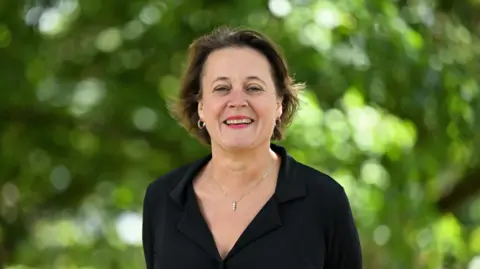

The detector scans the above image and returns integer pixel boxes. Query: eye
[213,86,229,92]
[246,85,263,92]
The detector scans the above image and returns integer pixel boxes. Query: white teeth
[225,119,252,125]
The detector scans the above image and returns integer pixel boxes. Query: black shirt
[142,144,362,269]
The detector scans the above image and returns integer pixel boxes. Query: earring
[197,119,205,129]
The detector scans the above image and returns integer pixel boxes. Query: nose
[227,87,248,108]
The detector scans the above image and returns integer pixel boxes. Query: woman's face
[198,47,283,150]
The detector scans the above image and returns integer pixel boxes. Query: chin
[218,137,260,151]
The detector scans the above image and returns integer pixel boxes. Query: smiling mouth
[223,119,254,125]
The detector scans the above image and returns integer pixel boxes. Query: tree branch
[436,168,480,213]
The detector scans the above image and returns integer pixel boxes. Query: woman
[142,26,362,269]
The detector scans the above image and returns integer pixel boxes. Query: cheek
[202,99,223,119]
[256,104,278,121]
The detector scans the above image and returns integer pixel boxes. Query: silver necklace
[210,159,274,211]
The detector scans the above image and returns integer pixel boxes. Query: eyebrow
[212,76,267,86]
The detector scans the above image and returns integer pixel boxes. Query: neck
[208,142,277,190]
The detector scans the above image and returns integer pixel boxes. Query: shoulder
[291,159,352,217]
[144,158,205,203]
[146,166,185,193]
[294,160,346,198]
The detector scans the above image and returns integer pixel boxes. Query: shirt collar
[169,143,307,208]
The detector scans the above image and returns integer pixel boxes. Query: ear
[198,98,204,120]
[275,96,283,119]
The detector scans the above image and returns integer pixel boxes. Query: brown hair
[171,26,304,145]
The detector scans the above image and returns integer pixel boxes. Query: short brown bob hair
[171,26,304,145]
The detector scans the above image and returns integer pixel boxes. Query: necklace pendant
[232,201,237,211]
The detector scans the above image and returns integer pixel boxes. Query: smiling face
[198,47,283,151]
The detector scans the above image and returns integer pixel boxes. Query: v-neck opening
[188,182,281,262]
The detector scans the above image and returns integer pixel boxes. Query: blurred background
[1,0,480,268]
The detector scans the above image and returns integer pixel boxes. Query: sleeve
[324,186,363,269]
[142,184,154,269]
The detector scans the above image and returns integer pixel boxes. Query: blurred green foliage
[1,0,480,268]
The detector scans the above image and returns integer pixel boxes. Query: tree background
[1,0,480,268]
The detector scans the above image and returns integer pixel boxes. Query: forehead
[202,47,272,81]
